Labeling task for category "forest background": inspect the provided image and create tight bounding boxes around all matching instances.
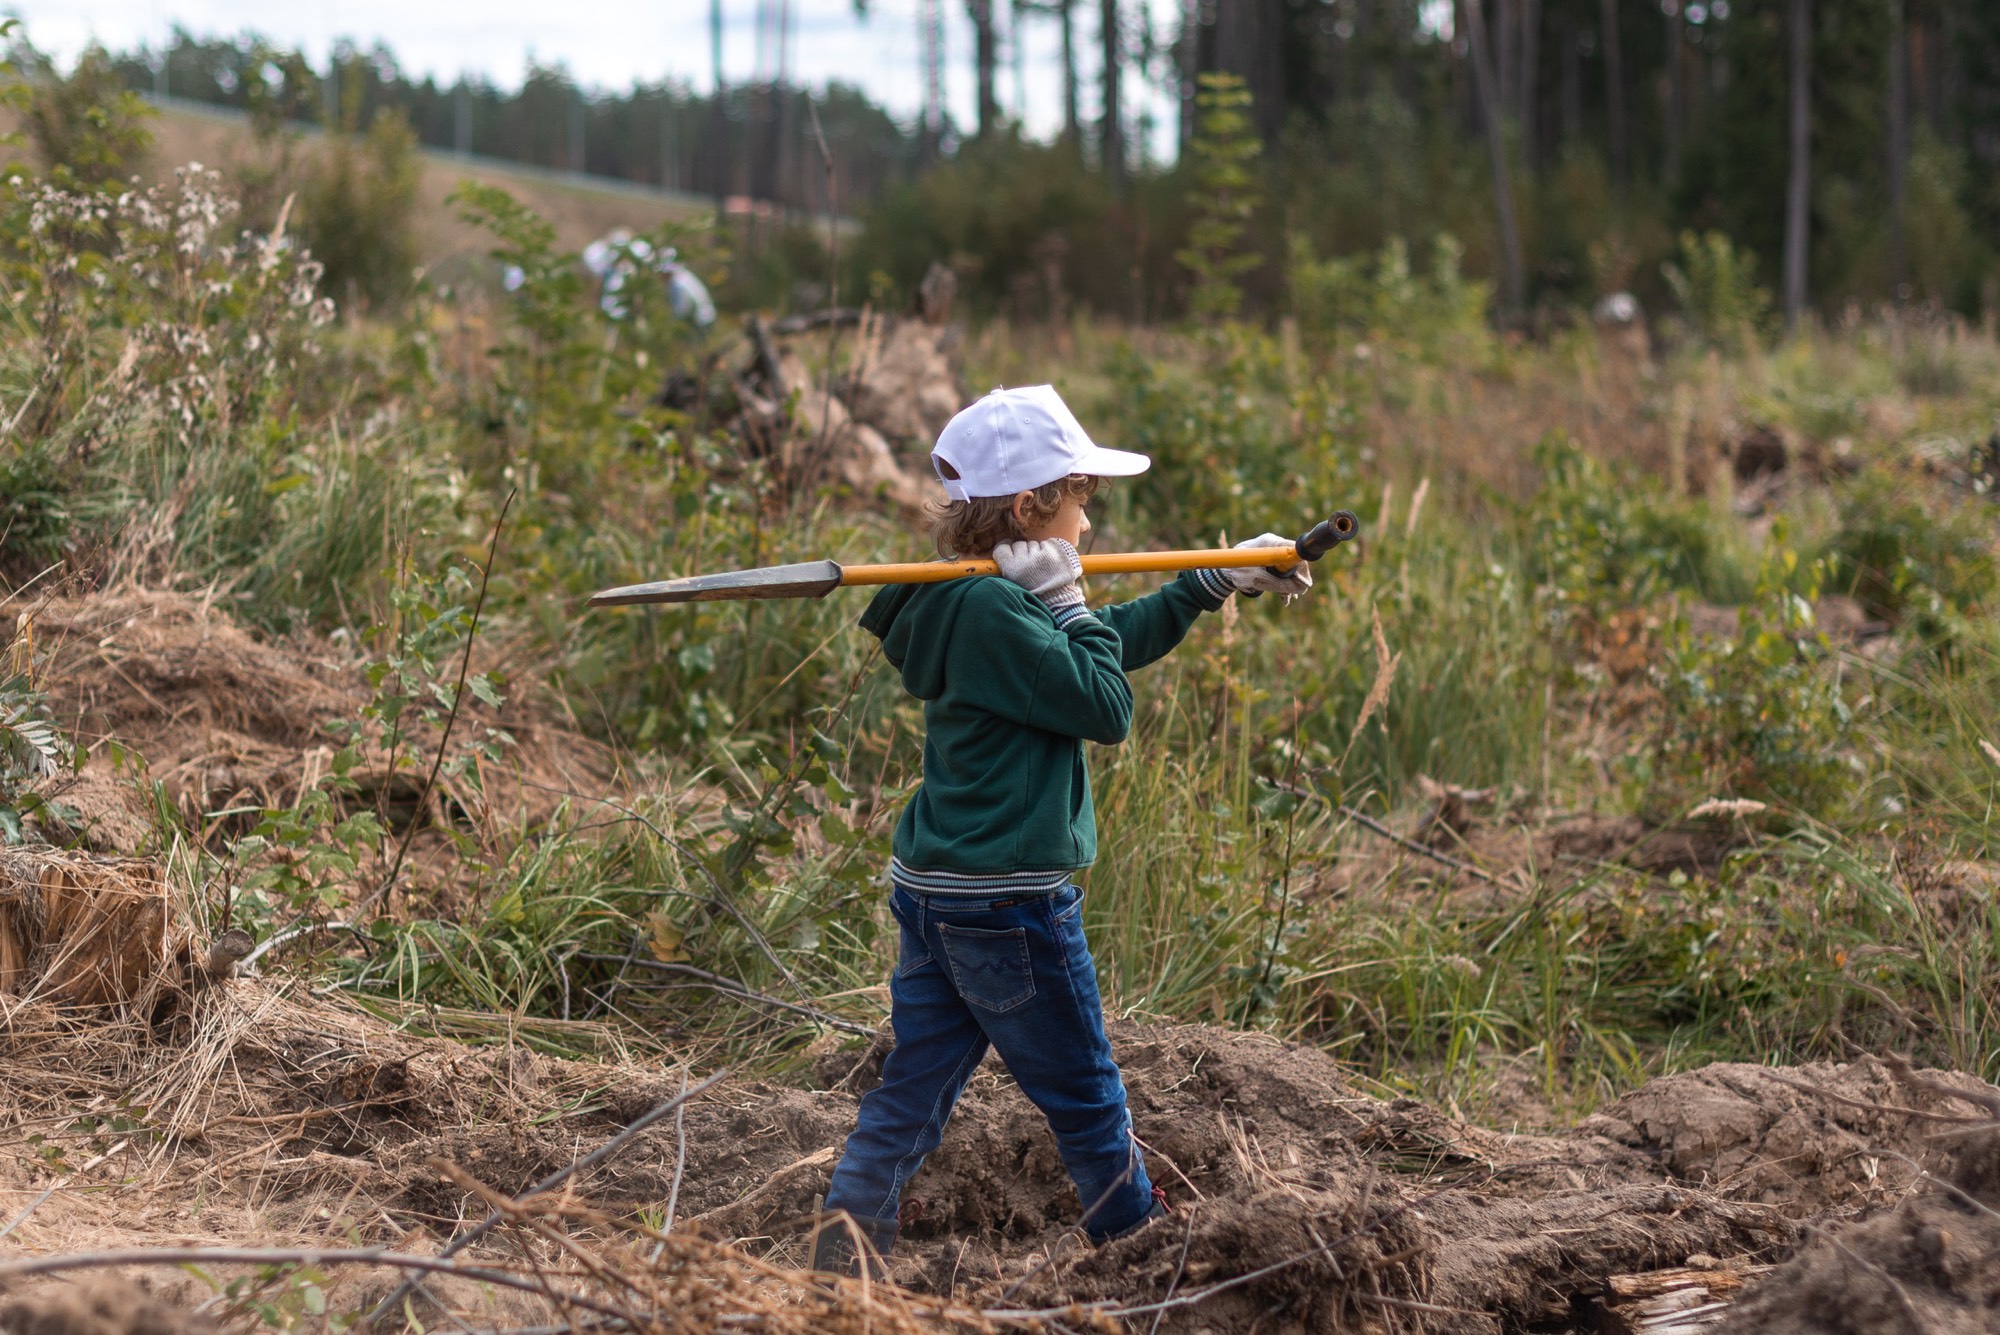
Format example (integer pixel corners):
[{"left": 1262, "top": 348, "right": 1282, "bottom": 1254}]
[{"left": 19, "top": 0, "right": 2000, "bottom": 326}]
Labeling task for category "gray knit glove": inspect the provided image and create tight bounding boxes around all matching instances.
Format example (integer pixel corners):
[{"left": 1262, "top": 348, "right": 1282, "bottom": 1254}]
[
  {"left": 1214, "top": 532, "right": 1313, "bottom": 602},
  {"left": 993, "top": 538, "right": 1085, "bottom": 611}
]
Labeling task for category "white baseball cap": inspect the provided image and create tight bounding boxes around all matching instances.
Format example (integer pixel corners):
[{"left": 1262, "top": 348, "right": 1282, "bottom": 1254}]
[{"left": 931, "top": 385, "right": 1151, "bottom": 501}]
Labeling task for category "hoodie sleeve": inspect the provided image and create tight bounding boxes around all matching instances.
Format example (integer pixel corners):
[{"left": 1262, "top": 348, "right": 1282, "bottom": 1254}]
[
  {"left": 1093, "top": 570, "right": 1230, "bottom": 672},
  {"left": 949, "top": 582, "right": 1134, "bottom": 744}
]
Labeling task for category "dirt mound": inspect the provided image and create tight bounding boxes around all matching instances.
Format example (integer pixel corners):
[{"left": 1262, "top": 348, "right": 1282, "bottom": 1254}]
[
  {"left": 755, "top": 1025, "right": 1801, "bottom": 1329},
  {"left": 3, "top": 982, "right": 1995, "bottom": 1334},
  {"left": 1720, "top": 1124, "right": 2000, "bottom": 1335},
  {"left": 24, "top": 588, "right": 612, "bottom": 873},
  {"left": 1583, "top": 1060, "right": 1987, "bottom": 1217}
]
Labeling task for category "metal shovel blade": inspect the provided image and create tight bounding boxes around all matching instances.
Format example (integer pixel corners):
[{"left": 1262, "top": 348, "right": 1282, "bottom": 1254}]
[{"left": 587, "top": 560, "right": 846, "bottom": 606}]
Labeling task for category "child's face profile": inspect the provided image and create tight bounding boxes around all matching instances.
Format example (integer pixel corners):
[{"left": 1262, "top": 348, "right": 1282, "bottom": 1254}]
[{"left": 1012, "top": 490, "right": 1092, "bottom": 547}]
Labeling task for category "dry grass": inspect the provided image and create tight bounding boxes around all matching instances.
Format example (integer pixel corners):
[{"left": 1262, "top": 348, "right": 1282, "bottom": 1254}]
[{"left": 0, "top": 849, "right": 190, "bottom": 1009}]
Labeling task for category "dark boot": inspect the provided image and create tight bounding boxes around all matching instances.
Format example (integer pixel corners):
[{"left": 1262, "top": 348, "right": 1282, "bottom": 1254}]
[
  {"left": 1095, "top": 1187, "right": 1170, "bottom": 1245},
  {"left": 809, "top": 1211, "right": 897, "bottom": 1279}
]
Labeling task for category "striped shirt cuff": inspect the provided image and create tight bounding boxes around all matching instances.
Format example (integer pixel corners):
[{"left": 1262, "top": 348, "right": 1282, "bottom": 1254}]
[
  {"left": 1191, "top": 567, "right": 1235, "bottom": 610},
  {"left": 890, "top": 858, "right": 1074, "bottom": 896},
  {"left": 1050, "top": 602, "right": 1097, "bottom": 629}
]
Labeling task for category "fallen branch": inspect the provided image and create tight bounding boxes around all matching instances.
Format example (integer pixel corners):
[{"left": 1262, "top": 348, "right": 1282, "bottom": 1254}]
[
  {"left": 1883, "top": 1053, "right": 2000, "bottom": 1121},
  {"left": 204, "top": 928, "right": 254, "bottom": 979},
  {"left": 1758, "top": 1065, "right": 1998, "bottom": 1126},
  {"left": 1268, "top": 779, "right": 1503, "bottom": 886},
  {"left": 238, "top": 918, "right": 358, "bottom": 973},
  {"left": 0, "top": 1247, "right": 625, "bottom": 1322},
  {"left": 366, "top": 1068, "right": 729, "bottom": 1325},
  {"left": 575, "top": 953, "right": 874, "bottom": 1035},
  {"left": 689, "top": 1147, "right": 836, "bottom": 1236},
  {"left": 772, "top": 308, "right": 863, "bottom": 335}
]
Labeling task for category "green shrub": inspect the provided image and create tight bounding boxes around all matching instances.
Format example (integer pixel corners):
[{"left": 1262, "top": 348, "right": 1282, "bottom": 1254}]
[
  {"left": 1820, "top": 468, "right": 1997, "bottom": 630},
  {"left": 300, "top": 107, "right": 421, "bottom": 309},
  {"left": 1662, "top": 230, "right": 1773, "bottom": 352},
  {"left": 0, "top": 437, "right": 70, "bottom": 581},
  {"left": 1101, "top": 326, "right": 1352, "bottom": 546},
  {"left": 1526, "top": 436, "right": 1748, "bottom": 626},
  {"left": 1646, "top": 538, "right": 1859, "bottom": 819},
  {"left": 1289, "top": 232, "right": 1491, "bottom": 361},
  {"left": 18, "top": 44, "right": 153, "bottom": 188}
]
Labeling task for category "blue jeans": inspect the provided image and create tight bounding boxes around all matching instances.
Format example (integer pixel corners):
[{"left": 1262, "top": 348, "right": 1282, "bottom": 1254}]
[{"left": 822, "top": 883, "right": 1154, "bottom": 1248}]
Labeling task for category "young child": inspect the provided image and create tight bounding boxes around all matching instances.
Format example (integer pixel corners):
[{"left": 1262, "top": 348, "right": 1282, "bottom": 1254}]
[{"left": 813, "top": 384, "right": 1313, "bottom": 1274}]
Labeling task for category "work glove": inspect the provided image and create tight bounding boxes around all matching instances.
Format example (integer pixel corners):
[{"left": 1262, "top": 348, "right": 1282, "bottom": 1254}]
[
  {"left": 993, "top": 538, "right": 1085, "bottom": 611},
  {"left": 1215, "top": 533, "right": 1313, "bottom": 602}
]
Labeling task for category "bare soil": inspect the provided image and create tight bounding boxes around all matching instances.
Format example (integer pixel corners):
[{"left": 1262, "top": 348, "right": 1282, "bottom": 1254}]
[{"left": 4, "top": 975, "right": 1991, "bottom": 1334}]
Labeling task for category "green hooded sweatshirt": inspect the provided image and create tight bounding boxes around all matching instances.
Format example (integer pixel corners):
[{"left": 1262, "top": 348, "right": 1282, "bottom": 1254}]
[{"left": 859, "top": 570, "right": 1228, "bottom": 879}]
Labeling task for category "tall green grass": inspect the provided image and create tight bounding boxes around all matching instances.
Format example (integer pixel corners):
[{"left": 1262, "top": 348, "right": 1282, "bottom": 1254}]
[{"left": 12, "top": 161, "right": 2000, "bottom": 1110}]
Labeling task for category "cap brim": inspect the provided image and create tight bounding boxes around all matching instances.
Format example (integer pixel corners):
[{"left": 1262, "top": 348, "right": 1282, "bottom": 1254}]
[{"left": 1072, "top": 444, "right": 1152, "bottom": 478}]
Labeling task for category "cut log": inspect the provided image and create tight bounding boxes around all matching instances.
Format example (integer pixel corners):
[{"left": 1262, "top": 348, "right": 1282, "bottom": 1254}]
[{"left": 1600, "top": 1264, "right": 1771, "bottom": 1334}]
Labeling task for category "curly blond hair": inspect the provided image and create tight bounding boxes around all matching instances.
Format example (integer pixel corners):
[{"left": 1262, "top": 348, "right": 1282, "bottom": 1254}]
[{"left": 927, "top": 467, "right": 1101, "bottom": 559}]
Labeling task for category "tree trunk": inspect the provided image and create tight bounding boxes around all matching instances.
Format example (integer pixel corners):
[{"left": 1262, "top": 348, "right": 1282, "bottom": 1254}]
[
  {"left": 1782, "top": 0, "right": 1811, "bottom": 326},
  {"left": 711, "top": 0, "right": 725, "bottom": 92},
  {"left": 1212, "top": 0, "right": 1284, "bottom": 144},
  {"left": 1498, "top": 0, "right": 1517, "bottom": 125},
  {"left": 710, "top": 0, "right": 729, "bottom": 205},
  {"left": 1664, "top": 0, "right": 1683, "bottom": 183},
  {"left": 971, "top": 0, "right": 999, "bottom": 137},
  {"left": 1064, "top": 0, "right": 1080, "bottom": 139},
  {"left": 1888, "top": 0, "right": 1908, "bottom": 298},
  {"left": 1176, "top": 0, "right": 1195, "bottom": 155},
  {"left": 1599, "top": 0, "right": 1627, "bottom": 190},
  {"left": 1462, "top": 0, "right": 1526, "bottom": 321},
  {"left": 1519, "top": 0, "right": 1540, "bottom": 170},
  {"left": 1561, "top": 17, "right": 1580, "bottom": 146},
  {"left": 919, "top": 0, "right": 945, "bottom": 158},
  {"left": 1100, "top": 0, "right": 1124, "bottom": 190}
]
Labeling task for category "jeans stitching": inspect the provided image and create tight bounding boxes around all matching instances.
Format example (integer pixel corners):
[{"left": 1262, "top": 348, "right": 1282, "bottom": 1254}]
[
  {"left": 937, "top": 924, "right": 1035, "bottom": 1012},
  {"left": 1044, "top": 887, "right": 1141, "bottom": 1231},
  {"left": 892, "top": 892, "right": 933, "bottom": 977},
  {"left": 877, "top": 1024, "right": 986, "bottom": 1220}
]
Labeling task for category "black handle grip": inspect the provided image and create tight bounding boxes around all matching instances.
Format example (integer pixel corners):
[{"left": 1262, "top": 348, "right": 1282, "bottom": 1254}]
[{"left": 1295, "top": 510, "right": 1360, "bottom": 562}]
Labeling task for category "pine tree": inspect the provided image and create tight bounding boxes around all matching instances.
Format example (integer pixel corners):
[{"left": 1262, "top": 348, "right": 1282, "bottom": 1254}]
[{"left": 1175, "top": 73, "right": 1263, "bottom": 321}]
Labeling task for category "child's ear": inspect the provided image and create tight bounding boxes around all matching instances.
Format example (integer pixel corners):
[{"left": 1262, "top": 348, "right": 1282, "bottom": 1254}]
[{"left": 1010, "top": 491, "right": 1034, "bottom": 531}]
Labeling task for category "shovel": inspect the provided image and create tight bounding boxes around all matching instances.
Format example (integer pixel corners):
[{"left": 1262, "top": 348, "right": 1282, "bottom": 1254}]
[{"left": 588, "top": 511, "right": 1359, "bottom": 607}]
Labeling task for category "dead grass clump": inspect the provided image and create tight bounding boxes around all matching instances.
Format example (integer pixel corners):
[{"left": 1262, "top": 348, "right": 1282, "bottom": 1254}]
[{"left": 0, "top": 849, "right": 191, "bottom": 1009}]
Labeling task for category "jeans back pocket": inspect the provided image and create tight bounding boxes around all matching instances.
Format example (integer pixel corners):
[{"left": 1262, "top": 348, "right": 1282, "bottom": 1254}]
[{"left": 937, "top": 923, "right": 1035, "bottom": 1013}]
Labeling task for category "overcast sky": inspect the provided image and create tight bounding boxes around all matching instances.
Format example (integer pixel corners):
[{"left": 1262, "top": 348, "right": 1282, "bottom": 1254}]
[{"left": 10, "top": 0, "right": 1184, "bottom": 157}]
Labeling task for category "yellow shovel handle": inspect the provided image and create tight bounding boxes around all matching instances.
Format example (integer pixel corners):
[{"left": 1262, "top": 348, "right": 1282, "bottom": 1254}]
[{"left": 839, "top": 545, "right": 1305, "bottom": 588}]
